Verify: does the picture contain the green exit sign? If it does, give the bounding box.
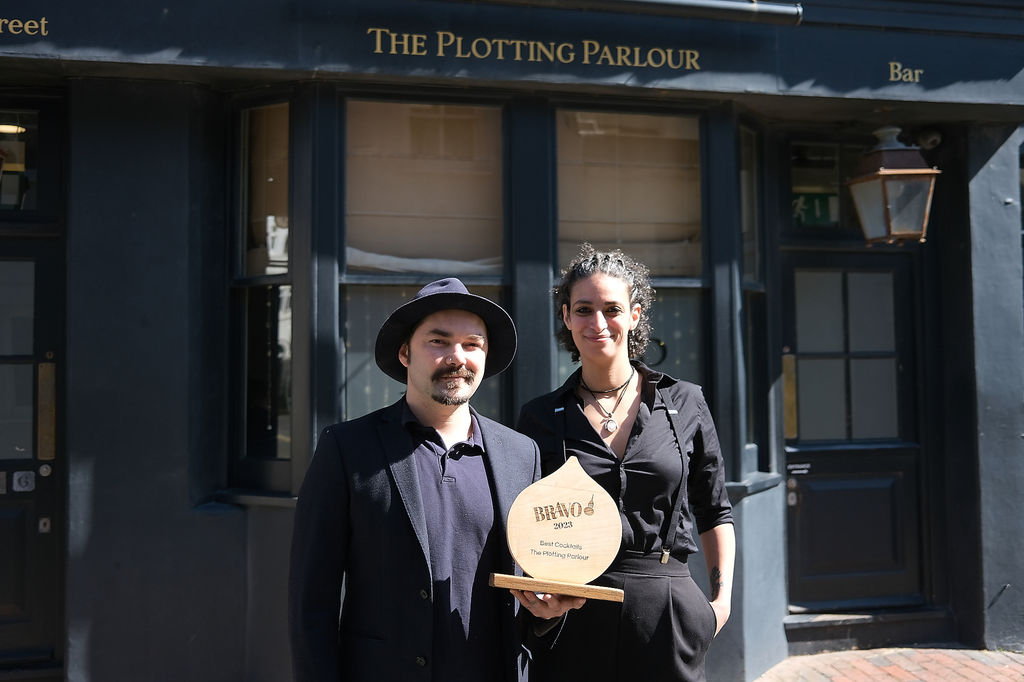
[793,192,838,227]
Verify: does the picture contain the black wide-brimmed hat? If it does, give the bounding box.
[374,278,517,383]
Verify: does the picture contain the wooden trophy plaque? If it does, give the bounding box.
[490,456,624,602]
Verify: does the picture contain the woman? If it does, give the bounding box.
[515,244,736,682]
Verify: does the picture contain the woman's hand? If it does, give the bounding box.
[709,599,731,636]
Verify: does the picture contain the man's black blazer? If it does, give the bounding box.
[289,398,541,682]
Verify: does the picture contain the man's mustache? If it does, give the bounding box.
[433,368,476,383]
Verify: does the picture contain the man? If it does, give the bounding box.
[289,278,579,682]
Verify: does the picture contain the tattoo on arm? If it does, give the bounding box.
[710,567,722,601]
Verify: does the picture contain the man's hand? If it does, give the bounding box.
[510,589,585,619]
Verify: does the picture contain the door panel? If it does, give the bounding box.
[783,250,922,611]
[0,244,63,671]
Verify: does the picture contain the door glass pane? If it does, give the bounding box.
[850,358,898,439]
[344,285,502,421]
[0,261,33,355]
[797,357,846,440]
[245,284,292,459]
[345,102,503,275]
[795,270,843,352]
[848,272,894,352]
[0,111,38,211]
[0,364,32,459]
[243,103,290,277]
[557,111,702,277]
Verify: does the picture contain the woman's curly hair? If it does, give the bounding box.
[554,243,656,362]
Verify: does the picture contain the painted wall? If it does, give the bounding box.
[65,79,248,681]
[966,126,1024,652]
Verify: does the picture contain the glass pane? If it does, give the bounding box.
[850,179,886,241]
[0,364,32,459]
[797,357,846,440]
[345,102,503,275]
[791,142,839,228]
[850,358,898,439]
[344,285,502,421]
[245,284,292,459]
[795,270,844,352]
[0,261,33,355]
[555,287,704,386]
[0,110,38,211]
[647,288,705,385]
[557,111,702,277]
[243,103,289,277]
[740,127,760,283]
[886,177,933,235]
[848,272,894,352]
[743,291,760,445]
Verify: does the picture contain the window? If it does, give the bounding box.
[792,269,899,441]
[231,102,292,488]
[343,100,505,420]
[0,260,33,458]
[788,141,864,240]
[556,110,705,384]
[739,126,766,463]
[0,110,38,212]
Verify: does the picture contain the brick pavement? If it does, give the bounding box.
[754,647,1024,681]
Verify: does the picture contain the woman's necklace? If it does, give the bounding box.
[580,366,635,433]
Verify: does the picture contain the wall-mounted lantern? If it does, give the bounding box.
[846,126,941,245]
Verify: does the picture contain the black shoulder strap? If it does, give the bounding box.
[554,398,568,464]
[658,386,693,564]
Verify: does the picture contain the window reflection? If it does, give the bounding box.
[556,289,705,385]
[344,284,502,421]
[245,284,292,459]
[0,261,33,355]
[0,110,38,211]
[244,103,289,277]
[557,111,702,277]
[239,101,292,463]
[0,365,32,460]
[345,101,504,275]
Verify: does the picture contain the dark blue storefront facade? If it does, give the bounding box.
[0,1,1022,680]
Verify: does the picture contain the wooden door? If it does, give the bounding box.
[782,250,923,610]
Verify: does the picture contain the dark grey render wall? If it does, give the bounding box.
[65,79,247,680]
[966,125,1024,652]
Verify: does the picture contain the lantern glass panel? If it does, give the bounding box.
[850,178,887,241]
[884,176,932,236]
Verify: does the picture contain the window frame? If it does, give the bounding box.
[0,96,64,237]
[228,90,297,493]
[738,121,770,474]
[338,95,513,427]
[224,86,768,494]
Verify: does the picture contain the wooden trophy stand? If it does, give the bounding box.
[490,456,624,602]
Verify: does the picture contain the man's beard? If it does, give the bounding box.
[431,367,476,406]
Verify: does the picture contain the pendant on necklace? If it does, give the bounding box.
[603,417,619,433]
